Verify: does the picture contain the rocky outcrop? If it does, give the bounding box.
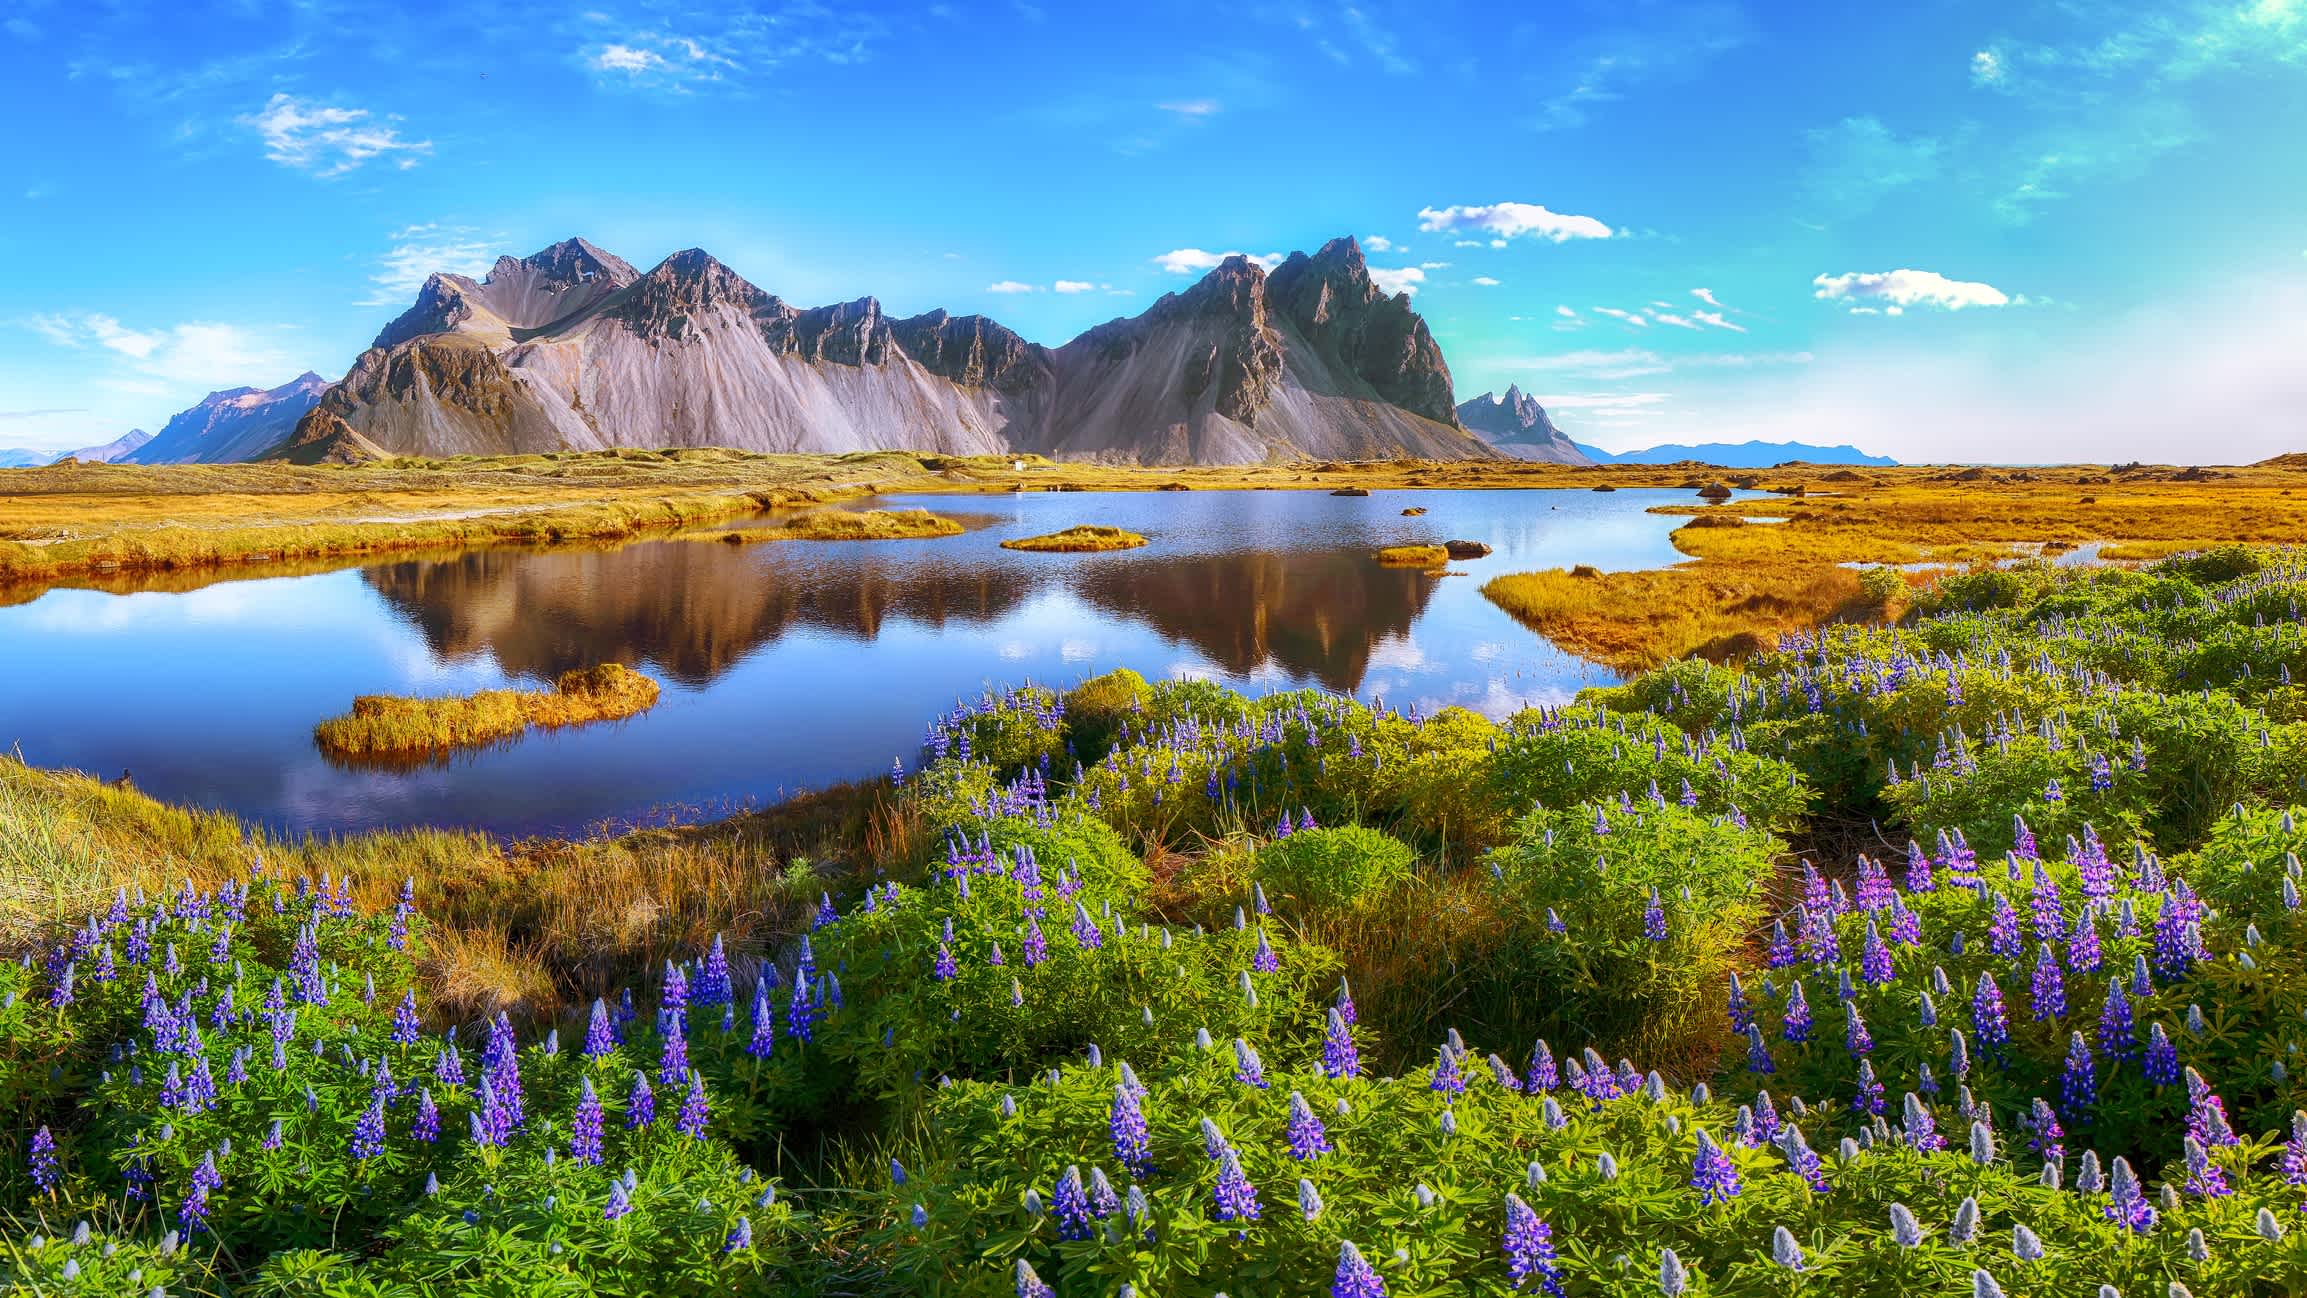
[276,235,1494,466]
[125,373,332,464]
[1454,386,1592,466]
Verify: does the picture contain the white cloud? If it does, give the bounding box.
[1362,235,1394,252]
[1471,276,1502,287]
[1813,268,2014,311]
[1157,98,1221,117]
[1593,306,1651,327]
[1367,265,1425,296]
[1053,280,1096,294]
[1416,202,1615,244]
[1418,261,1450,270]
[24,313,301,388]
[1692,288,1726,309]
[1482,348,1812,381]
[239,93,430,177]
[986,281,1038,294]
[361,224,498,307]
[1647,310,1703,330]
[1970,49,2004,85]
[1691,310,1747,333]
[1152,248,1283,274]
[1555,305,1579,319]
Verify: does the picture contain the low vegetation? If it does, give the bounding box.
[313,663,662,763]
[718,508,964,543]
[12,549,2307,1293]
[1483,560,1882,670]
[1373,543,1449,567]
[998,525,1148,553]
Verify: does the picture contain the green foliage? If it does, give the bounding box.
[1253,826,1417,914]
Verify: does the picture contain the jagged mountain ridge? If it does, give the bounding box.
[126,373,331,464]
[1453,386,1592,466]
[280,236,1494,466]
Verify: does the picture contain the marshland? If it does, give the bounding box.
[12,454,2307,1296]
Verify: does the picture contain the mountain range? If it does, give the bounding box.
[274,235,1491,466]
[21,236,1900,469]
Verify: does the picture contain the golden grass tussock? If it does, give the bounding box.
[314,663,662,761]
[1482,561,1872,672]
[720,507,965,543]
[999,525,1149,553]
[1374,544,1450,567]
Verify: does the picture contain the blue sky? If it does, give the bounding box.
[2,0,2304,462]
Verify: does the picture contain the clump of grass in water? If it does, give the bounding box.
[1374,543,1448,567]
[999,525,1148,553]
[720,508,963,543]
[313,663,662,761]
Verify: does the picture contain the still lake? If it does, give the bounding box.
[0,487,1723,837]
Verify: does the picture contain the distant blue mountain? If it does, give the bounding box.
[0,448,49,468]
[1572,439,1896,467]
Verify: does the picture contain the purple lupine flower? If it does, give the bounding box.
[1845,1002,1873,1056]
[1333,1241,1388,1298]
[389,989,421,1045]
[28,1127,59,1194]
[626,1070,655,1128]
[1887,895,1922,945]
[2067,906,2102,974]
[1971,973,2009,1061]
[1860,921,1894,986]
[724,1215,753,1253]
[1014,1261,1056,1298]
[658,1021,690,1089]
[2282,1112,2307,1189]
[2153,891,2196,979]
[2105,1156,2155,1234]
[1782,981,1812,1044]
[1234,1038,1270,1089]
[1527,1038,1559,1092]
[1987,893,2022,959]
[2098,978,2138,1061]
[1744,1025,1775,1074]
[409,1087,438,1143]
[1853,1059,1885,1117]
[1052,1164,1095,1241]
[932,941,957,982]
[1322,1009,1361,1080]
[604,1178,633,1221]
[2030,944,2065,1021]
[1286,1090,1332,1161]
[1690,1128,1740,1205]
[1212,1149,1260,1224]
[2029,866,2063,942]
[2185,1069,2239,1148]
[1643,889,1668,941]
[570,1078,604,1165]
[2028,1098,2064,1167]
[2145,1022,2181,1086]
[746,980,776,1060]
[1905,840,1935,892]
[1503,1192,1565,1296]
[696,934,732,1008]
[2183,1135,2230,1197]
[1901,1092,1943,1150]
[1021,917,1047,968]
[1777,1125,1828,1192]
[1335,978,1357,1025]
[675,1069,710,1139]
[2060,1032,2097,1118]
[350,1095,387,1160]
[1765,920,1796,968]
[584,998,617,1059]
[1431,1044,1466,1097]
[1070,902,1103,951]
[1252,927,1280,972]
[1727,974,1752,1036]
[435,1043,466,1088]
[785,974,816,1044]
[1110,1083,1150,1176]
[659,961,690,1031]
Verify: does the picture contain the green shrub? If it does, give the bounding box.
[1253,826,1416,913]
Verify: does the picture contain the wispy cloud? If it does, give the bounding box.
[1532,2,1750,130]
[1593,307,1650,328]
[22,313,303,389]
[1471,276,1502,287]
[1368,265,1425,296]
[240,93,430,177]
[575,5,889,94]
[1156,98,1222,117]
[1813,269,2015,313]
[361,225,499,307]
[986,280,1038,294]
[1801,116,1942,220]
[1152,248,1283,274]
[1416,202,1615,244]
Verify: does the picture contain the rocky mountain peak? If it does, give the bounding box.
[499,237,640,288]
[620,249,772,337]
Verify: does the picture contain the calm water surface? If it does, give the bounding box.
[0,488,1726,837]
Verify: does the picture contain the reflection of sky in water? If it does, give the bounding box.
[0,488,1736,838]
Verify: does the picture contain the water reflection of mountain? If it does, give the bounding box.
[1072,550,1435,693]
[363,545,1034,685]
[362,539,1438,693]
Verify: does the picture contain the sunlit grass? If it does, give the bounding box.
[717,508,964,543]
[312,663,662,761]
[998,525,1148,552]
[1373,543,1448,567]
[1482,562,1872,671]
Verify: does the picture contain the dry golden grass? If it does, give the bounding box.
[1374,544,1450,567]
[716,507,965,543]
[313,663,662,762]
[1483,562,1875,671]
[999,525,1149,552]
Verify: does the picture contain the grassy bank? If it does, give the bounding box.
[1483,561,1884,670]
[998,524,1148,552]
[313,663,663,763]
[714,507,965,543]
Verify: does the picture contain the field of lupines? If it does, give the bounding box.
[15,546,2307,1295]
